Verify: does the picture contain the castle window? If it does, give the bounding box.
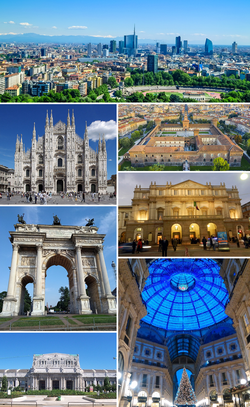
[57,136,64,150]
[78,169,82,177]
[216,209,222,216]
[78,155,82,163]
[58,158,63,167]
[39,169,42,177]
[26,169,30,177]
[91,169,95,176]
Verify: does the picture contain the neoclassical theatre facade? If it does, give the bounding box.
[0,353,116,391]
[0,223,116,316]
[14,110,107,194]
[118,180,249,245]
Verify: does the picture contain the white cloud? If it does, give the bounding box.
[68,25,87,30]
[0,32,22,35]
[20,22,32,26]
[90,34,115,38]
[9,21,15,24]
[52,26,57,29]
[87,120,117,141]
[156,33,165,35]
[98,209,116,235]
[193,33,205,36]
[139,31,145,33]
[108,159,112,161]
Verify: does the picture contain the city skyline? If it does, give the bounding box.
[1,0,250,45]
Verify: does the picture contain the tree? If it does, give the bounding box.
[0,291,7,313]
[148,164,165,171]
[108,76,118,89]
[212,157,230,171]
[104,377,111,391]
[174,368,197,406]
[120,137,132,150]
[234,135,242,144]
[1,376,8,391]
[24,289,32,313]
[56,286,70,311]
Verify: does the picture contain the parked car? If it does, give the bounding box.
[118,242,151,254]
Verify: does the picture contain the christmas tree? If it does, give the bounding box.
[174,368,197,406]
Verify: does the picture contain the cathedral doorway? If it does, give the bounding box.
[91,184,96,193]
[38,184,43,192]
[25,184,31,192]
[77,184,83,192]
[57,180,63,192]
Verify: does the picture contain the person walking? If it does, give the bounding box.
[132,239,137,254]
[162,237,168,257]
[172,238,178,252]
[202,236,207,250]
[137,239,142,253]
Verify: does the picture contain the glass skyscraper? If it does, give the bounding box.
[205,38,213,54]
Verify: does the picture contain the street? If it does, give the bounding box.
[0,194,116,206]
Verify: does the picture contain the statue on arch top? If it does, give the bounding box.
[85,218,94,226]
[17,214,26,224]
[53,215,61,225]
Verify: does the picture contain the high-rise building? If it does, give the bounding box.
[110,40,116,53]
[160,44,168,55]
[124,25,138,56]
[205,38,213,54]
[119,40,124,54]
[87,43,92,57]
[103,49,109,57]
[103,44,109,50]
[175,36,182,54]
[172,46,177,55]
[232,41,238,54]
[97,43,102,56]
[147,54,158,73]
[184,40,188,53]
[41,48,46,57]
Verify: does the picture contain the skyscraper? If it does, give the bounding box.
[205,38,213,54]
[232,42,238,54]
[87,43,92,57]
[147,54,158,73]
[175,36,182,54]
[97,43,102,56]
[110,40,116,53]
[184,40,188,53]
[124,25,138,56]
[41,48,46,57]
[119,40,124,54]
[160,44,168,55]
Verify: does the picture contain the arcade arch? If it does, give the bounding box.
[171,224,182,242]
[207,222,217,237]
[189,223,200,241]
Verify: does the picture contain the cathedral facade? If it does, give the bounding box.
[14,110,107,194]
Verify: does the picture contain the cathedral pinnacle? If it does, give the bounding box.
[46,110,49,127]
[72,109,75,127]
[67,109,71,127]
[98,134,102,151]
[84,121,88,140]
[102,134,106,152]
[50,110,53,127]
[33,123,36,139]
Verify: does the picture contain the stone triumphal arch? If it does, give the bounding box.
[1,222,116,316]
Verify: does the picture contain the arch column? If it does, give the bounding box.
[75,245,92,314]
[97,246,116,314]
[32,244,45,316]
[1,243,19,316]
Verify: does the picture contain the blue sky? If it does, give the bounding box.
[1,0,250,44]
[0,333,116,370]
[0,104,117,179]
[0,207,117,306]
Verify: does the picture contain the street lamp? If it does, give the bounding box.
[241,379,247,385]
[130,381,138,389]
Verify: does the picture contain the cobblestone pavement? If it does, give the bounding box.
[119,243,249,258]
[0,194,116,206]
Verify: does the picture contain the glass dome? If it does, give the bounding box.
[141,259,229,331]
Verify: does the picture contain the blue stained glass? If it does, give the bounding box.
[141,259,229,331]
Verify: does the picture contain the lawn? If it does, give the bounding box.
[72,315,116,324]
[12,317,64,327]
[63,317,78,325]
[0,317,12,325]
[120,160,182,171]
[118,146,132,156]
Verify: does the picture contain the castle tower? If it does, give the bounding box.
[183,105,190,130]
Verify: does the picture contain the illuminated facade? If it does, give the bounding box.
[118,180,249,245]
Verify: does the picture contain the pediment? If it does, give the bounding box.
[172,180,207,189]
[53,121,66,133]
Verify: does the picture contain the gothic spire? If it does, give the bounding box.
[67,109,70,127]
[98,134,102,152]
[84,121,88,140]
[15,135,19,152]
[33,123,36,139]
[72,109,75,127]
[50,110,53,127]
[102,134,106,152]
[46,110,49,127]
